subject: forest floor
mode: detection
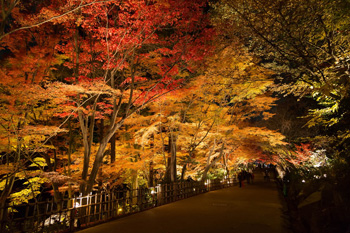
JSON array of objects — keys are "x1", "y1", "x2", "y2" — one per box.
[{"x1": 76, "y1": 170, "x2": 292, "y2": 233}]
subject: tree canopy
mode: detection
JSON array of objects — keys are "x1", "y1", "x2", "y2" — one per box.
[{"x1": 1, "y1": 0, "x2": 350, "y2": 232}]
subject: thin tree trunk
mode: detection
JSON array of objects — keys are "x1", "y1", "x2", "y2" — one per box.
[
  {"x1": 100, "y1": 119, "x2": 104, "y2": 142},
  {"x1": 170, "y1": 133, "x2": 177, "y2": 183},
  {"x1": 202, "y1": 143, "x2": 225, "y2": 181},
  {"x1": 148, "y1": 162, "x2": 154, "y2": 187},
  {"x1": 223, "y1": 154, "x2": 229, "y2": 178},
  {"x1": 78, "y1": 111, "x2": 91, "y2": 193},
  {"x1": 166, "y1": 133, "x2": 177, "y2": 183},
  {"x1": 131, "y1": 169, "x2": 138, "y2": 205},
  {"x1": 51, "y1": 183, "x2": 63, "y2": 210},
  {"x1": 181, "y1": 163, "x2": 187, "y2": 181},
  {"x1": 110, "y1": 133, "x2": 116, "y2": 163},
  {"x1": 67, "y1": 119, "x2": 73, "y2": 207},
  {"x1": 165, "y1": 135, "x2": 171, "y2": 183}
]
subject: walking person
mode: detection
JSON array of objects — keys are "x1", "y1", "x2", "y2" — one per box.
[
  {"x1": 264, "y1": 170, "x2": 270, "y2": 182},
  {"x1": 238, "y1": 171, "x2": 243, "y2": 188}
]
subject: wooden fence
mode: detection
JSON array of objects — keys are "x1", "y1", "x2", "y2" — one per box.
[{"x1": 0, "y1": 178, "x2": 235, "y2": 233}]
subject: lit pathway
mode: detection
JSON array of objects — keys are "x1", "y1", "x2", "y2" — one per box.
[{"x1": 76, "y1": 171, "x2": 291, "y2": 233}]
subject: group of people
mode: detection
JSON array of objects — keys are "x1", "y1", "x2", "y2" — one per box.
[
  {"x1": 237, "y1": 170, "x2": 254, "y2": 188},
  {"x1": 234, "y1": 163, "x2": 277, "y2": 188}
]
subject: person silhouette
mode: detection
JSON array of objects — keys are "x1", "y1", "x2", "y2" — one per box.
[{"x1": 238, "y1": 171, "x2": 244, "y2": 188}]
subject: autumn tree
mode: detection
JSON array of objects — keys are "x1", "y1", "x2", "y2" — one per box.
[
  {"x1": 194, "y1": 40, "x2": 285, "y2": 178},
  {"x1": 0, "y1": 2, "x2": 69, "y2": 209},
  {"x1": 0, "y1": 0, "x2": 141, "y2": 211},
  {"x1": 213, "y1": 0, "x2": 350, "y2": 143},
  {"x1": 131, "y1": 41, "x2": 286, "y2": 183},
  {"x1": 0, "y1": 0, "x2": 213, "y2": 210},
  {"x1": 47, "y1": 0, "x2": 213, "y2": 195},
  {"x1": 213, "y1": 0, "x2": 348, "y2": 148},
  {"x1": 213, "y1": 1, "x2": 350, "y2": 231}
]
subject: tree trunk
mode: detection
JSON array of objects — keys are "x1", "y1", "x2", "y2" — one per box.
[
  {"x1": 84, "y1": 140, "x2": 108, "y2": 195},
  {"x1": 52, "y1": 183, "x2": 63, "y2": 210},
  {"x1": 165, "y1": 135, "x2": 172, "y2": 183},
  {"x1": 83, "y1": 123, "x2": 122, "y2": 195},
  {"x1": 165, "y1": 133, "x2": 177, "y2": 183},
  {"x1": 110, "y1": 133, "x2": 116, "y2": 163},
  {"x1": 100, "y1": 119, "x2": 104, "y2": 142},
  {"x1": 165, "y1": 158, "x2": 171, "y2": 183},
  {"x1": 67, "y1": 119, "x2": 73, "y2": 206},
  {"x1": 181, "y1": 163, "x2": 187, "y2": 181},
  {"x1": 202, "y1": 143, "x2": 225, "y2": 181},
  {"x1": 170, "y1": 133, "x2": 177, "y2": 183},
  {"x1": 181, "y1": 150, "x2": 194, "y2": 180},
  {"x1": 148, "y1": 162, "x2": 154, "y2": 187},
  {"x1": 131, "y1": 169, "x2": 138, "y2": 205},
  {"x1": 223, "y1": 154, "x2": 229, "y2": 178}
]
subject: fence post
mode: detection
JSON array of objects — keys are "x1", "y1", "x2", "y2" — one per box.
[
  {"x1": 98, "y1": 193, "x2": 102, "y2": 221},
  {"x1": 87, "y1": 193, "x2": 91, "y2": 224},
  {"x1": 110, "y1": 191, "x2": 114, "y2": 218},
  {"x1": 0, "y1": 203, "x2": 7, "y2": 232},
  {"x1": 69, "y1": 207, "x2": 75, "y2": 232}
]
